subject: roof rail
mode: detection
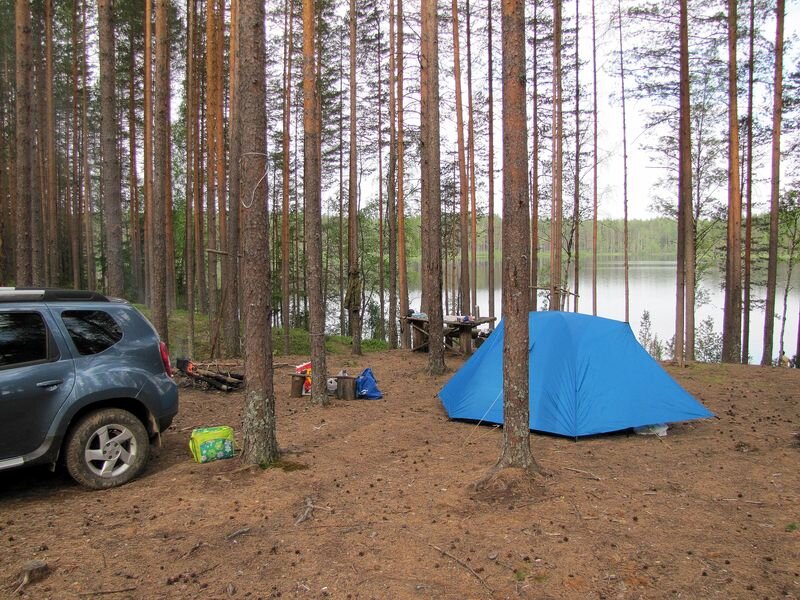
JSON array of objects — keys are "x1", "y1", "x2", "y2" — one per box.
[{"x1": 0, "y1": 288, "x2": 110, "y2": 303}]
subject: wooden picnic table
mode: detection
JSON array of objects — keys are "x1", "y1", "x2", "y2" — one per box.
[{"x1": 400, "y1": 315, "x2": 495, "y2": 356}]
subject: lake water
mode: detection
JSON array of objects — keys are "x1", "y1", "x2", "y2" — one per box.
[{"x1": 405, "y1": 259, "x2": 800, "y2": 364}]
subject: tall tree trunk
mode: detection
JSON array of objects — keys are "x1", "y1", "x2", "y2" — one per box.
[
  {"x1": 572, "y1": 0, "x2": 580, "y2": 313},
  {"x1": 44, "y1": 0, "x2": 57, "y2": 286},
  {"x1": 15, "y1": 0, "x2": 32, "y2": 286},
  {"x1": 215, "y1": 0, "x2": 227, "y2": 295},
  {"x1": 70, "y1": 11, "x2": 81, "y2": 287},
  {"x1": 206, "y1": 0, "x2": 219, "y2": 334},
  {"x1": 466, "y1": 0, "x2": 478, "y2": 316},
  {"x1": 338, "y1": 29, "x2": 345, "y2": 336},
  {"x1": 347, "y1": 0, "x2": 362, "y2": 354},
  {"x1": 185, "y1": 0, "x2": 196, "y2": 357},
  {"x1": 397, "y1": 0, "x2": 410, "y2": 347},
  {"x1": 550, "y1": 0, "x2": 563, "y2": 311},
  {"x1": 591, "y1": 0, "x2": 598, "y2": 316},
  {"x1": 194, "y1": 19, "x2": 207, "y2": 314},
  {"x1": 742, "y1": 0, "x2": 755, "y2": 364},
  {"x1": 487, "y1": 0, "x2": 495, "y2": 324},
  {"x1": 722, "y1": 0, "x2": 742, "y2": 363},
  {"x1": 303, "y1": 0, "x2": 328, "y2": 402},
  {"x1": 165, "y1": 119, "x2": 176, "y2": 312},
  {"x1": 420, "y1": 0, "x2": 444, "y2": 374},
  {"x1": 98, "y1": 0, "x2": 123, "y2": 297},
  {"x1": 451, "y1": 0, "x2": 470, "y2": 321},
  {"x1": 676, "y1": 0, "x2": 694, "y2": 366},
  {"x1": 151, "y1": 0, "x2": 170, "y2": 345},
  {"x1": 529, "y1": 0, "x2": 538, "y2": 312},
  {"x1": 617, "y1": 0, "x2": 629, "y2": 322},
  {"x1": 761, "y1": 0, "x2": 784, "y2": 366},
  {"x1": 496, "y1": 0, "x2": 538, "y2": 473},
  {"x1": 387, "y1": 0, "x2": 398, "y2": 347},
  {"x1": 239, "y1": 0, "x2": 279, "y2": 466},
  {"x1": 223, "y1": 0, "x2": 242, "y2": 358},
  {"x1": 129, "y1": 29, "x2": 142, "y2": 301},
  {"x1": 0, "y1": 63, "x2": 9, "y2": 285},
  {"x1": 81, "y1": 0, "x2": 95, "y2": 290},
  {"x1": 31, "y1": 32, "x2": 44, "y2": 287},
  {"x1": 377, "y1": 27, "x2": 386, "y2": 342},
  {"x1": 281, "y1": 0, "x2": 293, "y2": 353},
  {"x1": 144, "y1": 0, "x2": 153, "y2": 304}
]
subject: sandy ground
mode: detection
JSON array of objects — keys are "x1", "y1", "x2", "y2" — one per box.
[{"x1": 1, "y1": 349, "x2": 798, "y2": 599}]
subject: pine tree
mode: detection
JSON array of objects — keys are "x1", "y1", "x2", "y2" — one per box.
[
  {"x1": 303, "y1": 0, "x2": 328, "y2": 402},
  {"x1": 420, "y1": 0, "x2": 444, "y2": 375},
  {"x1": 240, "y1": 0, "x2": 279, "y2": 466}
]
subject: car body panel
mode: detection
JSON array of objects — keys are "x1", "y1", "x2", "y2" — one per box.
[{"x1": 0, "y1": 297, "x2": 178, "y2": 474}]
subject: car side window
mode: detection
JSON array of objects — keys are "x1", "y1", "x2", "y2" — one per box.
[
  {"x1": 61, "y1": 310, "x2": 123, "y2": 356},
  {"x1": 0, "y1": 312, "x2": 50, "y2": 368}
]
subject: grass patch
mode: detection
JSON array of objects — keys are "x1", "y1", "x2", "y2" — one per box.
[{"x1": 786, "y1": 522, "x2": 798, "y2": 532}]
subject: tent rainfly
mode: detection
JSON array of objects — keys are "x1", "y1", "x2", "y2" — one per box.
[{"x1": 438, "y1": 311, "x2": 714, "y2": 437}]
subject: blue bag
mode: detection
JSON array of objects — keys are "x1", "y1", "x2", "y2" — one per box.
[{"x1": 355, "y1": 368, "x2": 383, "y2": 400}]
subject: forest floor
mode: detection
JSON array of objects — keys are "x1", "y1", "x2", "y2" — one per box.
[{"x1": 1, "y1": 349, "x2": 799, "y2": 600}]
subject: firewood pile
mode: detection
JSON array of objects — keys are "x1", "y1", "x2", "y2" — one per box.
[{"x1": 176, "y1": 358, "x2": 244, "y2": 392}]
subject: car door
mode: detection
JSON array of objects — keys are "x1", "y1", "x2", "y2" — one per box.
[{"x1": 0, "y1": 309, "x2": 76, "y2": 461}]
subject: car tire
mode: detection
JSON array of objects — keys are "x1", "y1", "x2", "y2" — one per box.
[{"x1": 64, "y1": 408, "x2": 150, "y2": 489}]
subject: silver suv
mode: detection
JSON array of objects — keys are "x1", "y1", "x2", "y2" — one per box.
[{"x1": 0, "y1": 288, "x2": 178, "y2": 489}]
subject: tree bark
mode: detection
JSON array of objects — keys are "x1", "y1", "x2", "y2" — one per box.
[
  {"x1": 617, "y1": 0, "x2": 629, "y2": 322},
  {"x1": 281, "y1": 0, "x2": 293, "y2": 353},
  {"x1": 387, "y1": 0, "x2": 398, "y2": 347},
  {"x1": 497, "y1": 0, "x2": 538, "y2": 472},
  {"x1": 722, "y1": 0, "x2": 742, "y2": 363},
  {"x1": 15, "y1": 0, "x2": 32, "y2": 287},
  {"x1": 206, "y1": 0, "x2": 219, "y2": 332},
  {"x1": 420, "y1": 0, "x2": 445, "y2": 375},
  {"x1": 70, "y1": 5, "x2": 81, "y2": 288},
  {"x1": 377, "y1": 24, "x2": 386, "y2": 342},
  {"x1": 529, "y1": 0, "x2": 538, "y2": 312},
  {"x1": 151, "y1": 0, "x2": 170, "y2": 345},
  {"x1": 185, "y1": 0, "x2": 196, "y2": 357},
  {"x1": 81, "y1": 0, "x2": 95, "y2": 290},
  {"x1": 239, "y1": 0, "x2": 279, "y2": 466},
  {"x1": 397, "y1": 0, "x2": 410, "y2": 347},
  {"x1": 303, "y1": 0, "x2": 328, "y2": 402},
  {"x1": 675, "y1": 0, "x2": 693, "y2": 366},
  {"x1": 550, "y1": 0, "x2": 563, "y2": 311},
  {"x1": 44, "y1": 0, "x2": 57, "y2": 286},
  {"x1": 31, "y1": 11, "x2": 45, "y2": 286},
  {"x1": 466, "y1": 0, "x2": 478, "y2": 316},
  {"x1": 143, "y1": 0, "x2": 153, "y2": 304},
  {"x1": 97, "y1": 0, "x2": 123, "y2": 297},
  {"x1": 742, "y1": 0, "x2": 755, "y2": 364},
  {"x1": 451, "y1": 0, "x2": 470, "y2": 320},
  {"x1": 573, "y1": 0, "x2": 580, "y2": 313},
  {"x1": 347, "y1": 0, "x2": 362, "y2": 355},
  {"x1": 591, "y1": 0, "x2": 598, "y2": 316},
  {"x1": 761, "y1": 0, "x2": 784, "y2": 366},
  {"x1": 487, "y1": 0, "x2": 495, "y2": 324},
  {"x1": 129, "y1": 27, "x2": 142, "y2": 301},
  {"x1": 223, "y1": 0, "x2": 242, "y2": 358},
  {"x1": 1, "y1": 52, "x2": 12, "y2": 284}
]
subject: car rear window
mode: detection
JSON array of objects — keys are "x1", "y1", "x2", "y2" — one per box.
[
  {"x1": 0, "y1": 312, "x2": 49, "y2": 367},
  {"x1": 61, "y1": 310, "x2": 123, "y2": 355}
]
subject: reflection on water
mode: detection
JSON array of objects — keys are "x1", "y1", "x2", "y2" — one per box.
[{"x1": 406, "y1": 258, "x2": 799, "y2": 364}]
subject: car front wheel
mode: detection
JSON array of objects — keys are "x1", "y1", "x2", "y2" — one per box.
[{"x1": 64, "y1": 408, "x2": 150, "y2": 489}]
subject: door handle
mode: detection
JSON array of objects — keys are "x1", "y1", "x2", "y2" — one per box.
[{"x1": 36, "y1": 379, "x2": 63, "y2": 388}]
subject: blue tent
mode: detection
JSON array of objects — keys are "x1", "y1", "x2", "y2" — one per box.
[{"x1": 438, "y1": 311, "x2": 713, "y2": 437}]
